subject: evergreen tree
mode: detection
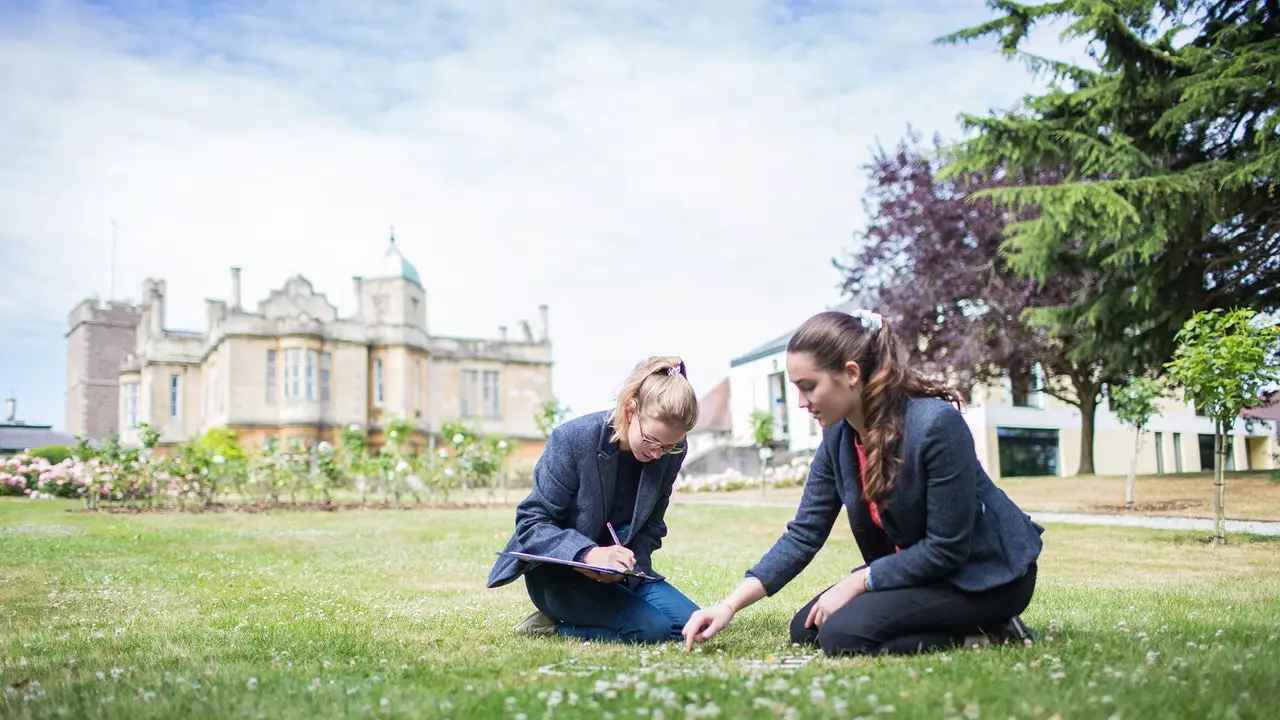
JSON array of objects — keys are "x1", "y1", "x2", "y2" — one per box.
[{"x1": 936, "y1": 0, "x2": 1279, "y2": 375}]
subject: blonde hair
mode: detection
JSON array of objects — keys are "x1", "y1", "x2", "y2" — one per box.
[{"x1": 607, "y1": 356, "x2": 700, "y2": 443}]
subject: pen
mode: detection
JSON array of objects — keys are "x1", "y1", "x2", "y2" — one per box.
[{"x1": 606, "y1": 521, "x2": 622, "y2": 546}]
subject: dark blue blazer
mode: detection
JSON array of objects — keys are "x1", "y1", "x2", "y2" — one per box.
[
  {"x1": 746, "y1": 397, "x2": 1044, "y2": 595},
  {"x1": 487, "y1": 410, "x2": 687, "y2": 589}
]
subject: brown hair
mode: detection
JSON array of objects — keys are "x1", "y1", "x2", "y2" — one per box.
[
  {"x1": 787, "y1": 311, "x2": 962, "y2": 507},
  {"x1": 607, "y1": 356, "x2": 699, "y2": 444}
]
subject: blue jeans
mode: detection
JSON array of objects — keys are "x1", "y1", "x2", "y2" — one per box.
[{"x1": 524, "y1": 565, "x2": 699, "y2": 644}]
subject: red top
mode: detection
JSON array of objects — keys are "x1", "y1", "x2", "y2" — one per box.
[{"x1": 855, "y1": 441, "x2": 896, "y2": 550}]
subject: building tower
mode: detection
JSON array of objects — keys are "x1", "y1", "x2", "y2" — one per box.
[{"x1": 65, "y1": 298, "x2": 142, "y2": 439}]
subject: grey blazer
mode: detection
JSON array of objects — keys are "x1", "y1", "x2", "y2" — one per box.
[
  {"x1": 487, "y1": 410, "x2": 687, "y2": 589},
  {"x1": 746, "y1": 397, "x2": 1044, "y2": 595}
]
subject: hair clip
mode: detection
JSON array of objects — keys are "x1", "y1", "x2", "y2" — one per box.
[
  {"x1": 849, "y1": 308, "x2": 884, "y2": 332},
  {"x1": 667, "y1": 362, "x2": 687, "y2": 378}
]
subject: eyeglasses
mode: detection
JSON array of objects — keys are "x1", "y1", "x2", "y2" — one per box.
[{"x1": 636, "y1": 416, "x2": 685, "y2": 455}]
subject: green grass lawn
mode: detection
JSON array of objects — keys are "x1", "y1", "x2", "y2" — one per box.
[{"x1": 2, "y1": 498, "x2": 1277, "y2": 719}]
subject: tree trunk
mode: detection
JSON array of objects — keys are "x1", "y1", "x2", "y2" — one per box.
[
  {"x1": 1076, "y1": 380, "x2": 1099, "y2": 475},
  {"x1": 1126, "y1": 428, "x2": 1140, "y2": 510},
  {"x1": 1213, "y1": 421, "x2": 1227, "y2": 543}
]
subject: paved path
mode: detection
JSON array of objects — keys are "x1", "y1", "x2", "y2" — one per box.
[{"x1": 671, "y1": 497, "x2": 1280, "y2": 537}]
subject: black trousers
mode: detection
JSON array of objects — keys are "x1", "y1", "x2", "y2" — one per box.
[{"x1": 790, "y1": 563, "x2": 1037, "y2": 657}]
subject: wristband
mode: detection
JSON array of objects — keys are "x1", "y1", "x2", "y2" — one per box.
[
  {"x1": 864, "y1": 569, "x2": 875, "y2": 592},
  {"x1": 713, "y1": 599, "x2": 737, "y2": 614}
]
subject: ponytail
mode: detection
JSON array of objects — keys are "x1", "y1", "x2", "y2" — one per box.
[
  {"x1": 788, "y1": 311, "x2": 961, "y2": 507},
  {"x1": 607, "y1": 356, "x2": 699, "y2": 443}
]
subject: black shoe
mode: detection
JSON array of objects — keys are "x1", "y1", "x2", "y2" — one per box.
[{"x1": 987, "y1": 615, "x2": 1036, "y2": 646}]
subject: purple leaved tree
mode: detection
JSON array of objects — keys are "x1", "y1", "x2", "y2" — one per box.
[{"x1": 835, "y1": 129, "x2": 1109, "y2": 475}]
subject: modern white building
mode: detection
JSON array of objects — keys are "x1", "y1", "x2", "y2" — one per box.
[{"x1": 725, "y1": 307, "x2": 1278, "y2": 479}]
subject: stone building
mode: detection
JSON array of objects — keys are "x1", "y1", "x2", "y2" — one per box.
[{"x1": 64, "y1": 235, "x2": 555, "y2": 463}]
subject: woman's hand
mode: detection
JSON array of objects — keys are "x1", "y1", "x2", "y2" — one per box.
[
  {"x1": 682, "y1": 601, "x2": 735, "y2": 651},
  {"x1": 805, "y1": 568, "x2": 868, "y2": 629},
  {"x1": 584, "y1": 545, "x2": 635, "y2": 570},
  {"x1": 576, "y1": 545, "x2": 635, "y2": 583}
]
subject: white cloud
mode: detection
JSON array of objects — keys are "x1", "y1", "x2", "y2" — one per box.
[{"x1": 0, "y1": 0, "x2": 1089, "y2": 427}]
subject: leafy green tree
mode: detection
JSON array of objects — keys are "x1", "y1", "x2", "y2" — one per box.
[
  {"x1": 750, "y1": 409, "x2": 775, "y2": 449},
  {"x1": 1109, "y1": 376, "x2": 1169, "y2": 509},
  {"x1": 1165, "y1": 308, "x2": 1280, "y2": 542},
  {"x1": 750, "y1": 409, "x2": 776, "y2": 495},
  {"x1": 534, "y1": 399, "x2": 570, "y2": 439}
]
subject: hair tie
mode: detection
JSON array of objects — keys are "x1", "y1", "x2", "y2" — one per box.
[
  {"x1": 849, "y1": 308, "x2": 883, "y2": 332},
  {"x1": 667, "y1": 362, "x2": 687, "y2": 379}
]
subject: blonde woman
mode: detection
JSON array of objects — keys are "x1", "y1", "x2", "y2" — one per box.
[{"x1": 487, "y1": 357, "x2": 701, "y2": 644}]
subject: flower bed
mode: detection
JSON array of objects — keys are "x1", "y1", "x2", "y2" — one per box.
[
  {"x1": 676, "y1": 456, "x2": 812, "y2": 493},
  {"x1": 1, "y1": 418, "x2": 523, "y2": 511}
]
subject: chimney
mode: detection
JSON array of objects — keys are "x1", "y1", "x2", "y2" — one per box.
[
  {"x1": 146, "y1": 279, "x2": 165, "y2": 334},
  {"x1": 352, "y1": 276, "x2": 364, "y2": 319},
  {"x1": 538, "y1": 304, "x2": 549, "y2": 342},
  {"x1": 519, "y1": 320, "x2": 534, "y2": 343},
  {"x1": 230, "y1": 267, "x2": 242, "y2": 310},
  {"x1": 3, "y1": 396, "x2": 14, "y2": 423}
]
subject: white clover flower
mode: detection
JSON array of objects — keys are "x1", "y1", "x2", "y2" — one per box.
[{"x1": 452, "y1": 433, "x2": 464, "y2": 445}]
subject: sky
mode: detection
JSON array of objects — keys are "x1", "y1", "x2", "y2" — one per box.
[{"x1": 0, "y1": 0, "x2": 1085, "y2": 432}]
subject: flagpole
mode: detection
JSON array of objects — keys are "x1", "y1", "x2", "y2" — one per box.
[{"x1": 109, "y1": 220, "x2": 118, "y2": 301}]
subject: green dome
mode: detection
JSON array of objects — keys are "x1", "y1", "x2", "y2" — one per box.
[{"x1": 374, "y1": 232, "x2": 422, "y2": 286}]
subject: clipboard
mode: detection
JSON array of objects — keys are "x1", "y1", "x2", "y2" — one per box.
[{"x1": 498, "y1": 551, "x2": 657, "y2": 581}]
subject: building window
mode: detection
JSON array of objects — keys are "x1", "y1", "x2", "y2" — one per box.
[
  {"x1": 373, "y1": 358, "x2": 384, "y2": 408},
  {"x1": 996, "y1": 427, "x2": 1059, "y2": 477},
  {"x1": 461, "y1": 369, "x2": 478, "y2": 418},
  {"x1": 124, "y1": 382, "x2": 139, "y2": 427},
  {"x1": 266, "y1": 349, "x2": 277, "y2": 403},
  {"x1": 483, "y1": 370, "x2": 501, "y2": 419},
  {"x1": 1172, "y1": 433, "x2": 1183, "y2": 473},
  {"x1": 320, "y1": 353, "x2": 331, "y2": 403},
  {"x1": 461, "y1": 370, "x2": 501, "y2": 419},
  {"x1": 305, "y1": 351, "x2": 316, "y2": 400},
  {"x1": 413, "y1": 360, "x2": 422, "y2": 411},
  {"x1": 169, "y1": 374, "x2": 180, "y2": 419},
  {"x1": 279, "y1": 349, "x2": 326, "y2": 402},
  {"x1": 283, "y1": 348, "x2": 302, "y2": 400},
  {"x1": 1009, "y1": 371, "x2": 1032, "y2": 408},
  {"x1": 1198, "y1": 433, "x2": 1215, "y2": 471},
  {"x1": 1154, "y1": 432, "x2": 1165, "y2": 474}
]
